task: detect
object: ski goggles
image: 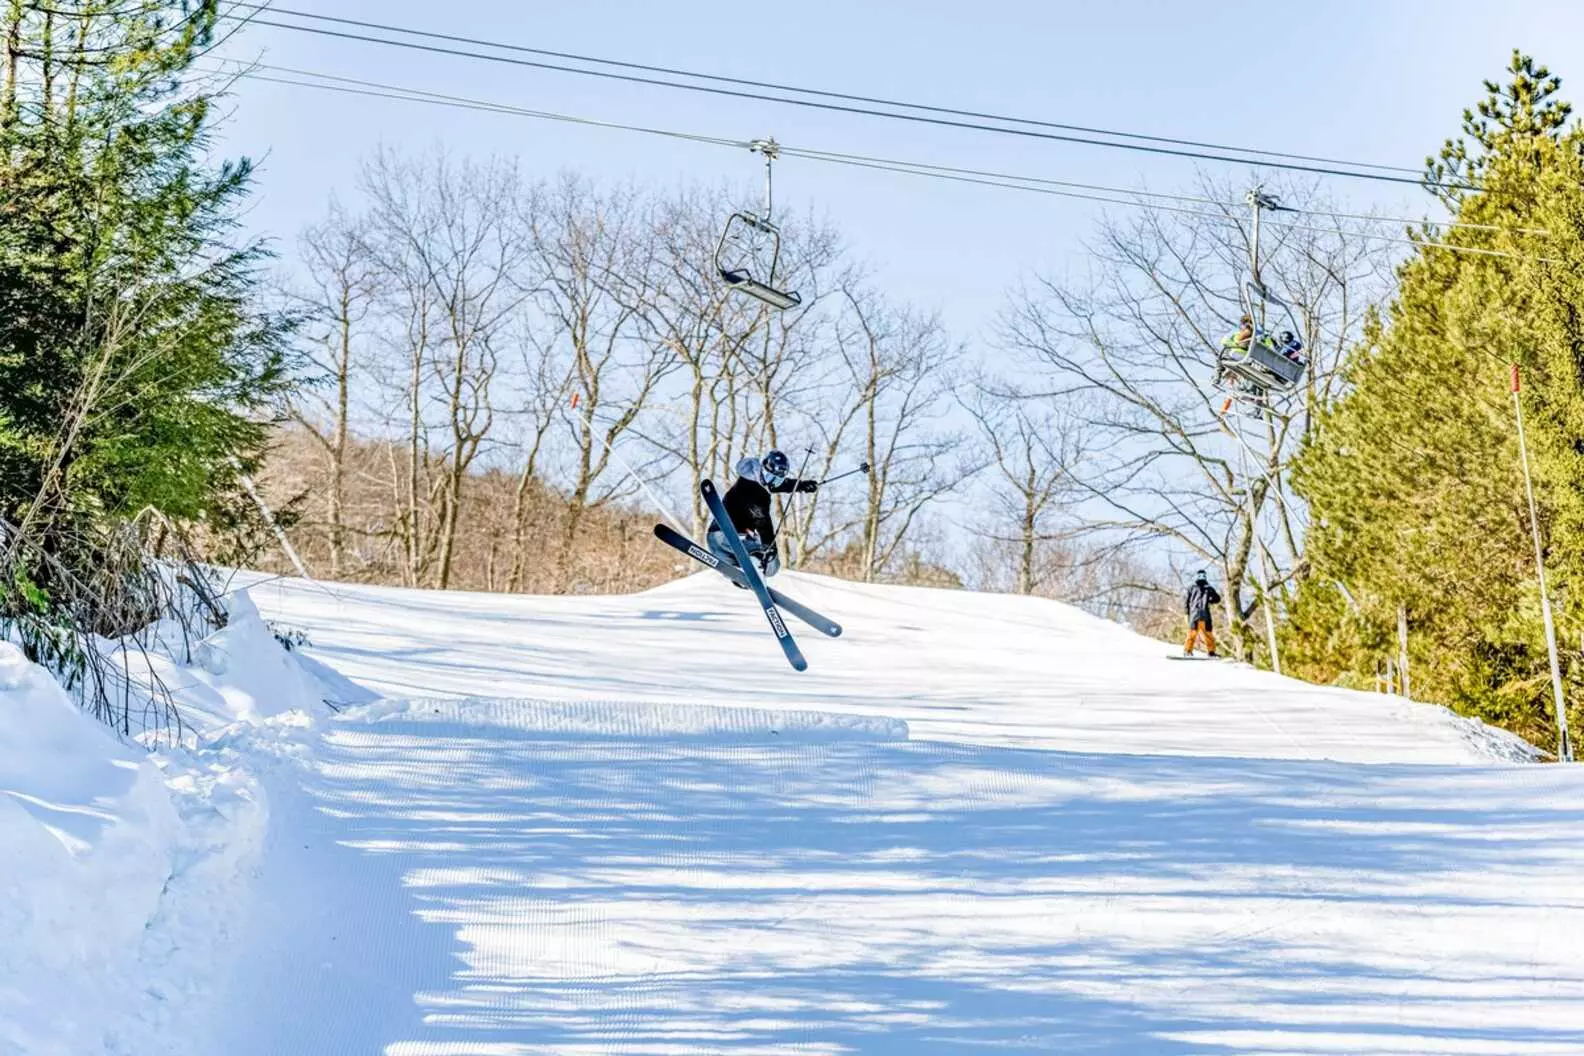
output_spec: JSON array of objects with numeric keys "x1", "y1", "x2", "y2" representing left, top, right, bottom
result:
[{"x1": 762, "y1": 468, "x2": 787, "y2": 487}]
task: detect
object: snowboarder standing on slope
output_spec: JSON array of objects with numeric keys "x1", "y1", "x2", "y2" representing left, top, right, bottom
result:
[
  {"x1": 1184, "y1": 569, "x2": 1222, "y2": 657},
  {"x1": 707, "y1": 450, "x2": 818, "y2": 579}
]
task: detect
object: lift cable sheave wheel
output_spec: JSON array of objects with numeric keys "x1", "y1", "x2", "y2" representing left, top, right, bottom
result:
[{"x1": 714, "y1": 138, "x2": 803, "y2": 311}]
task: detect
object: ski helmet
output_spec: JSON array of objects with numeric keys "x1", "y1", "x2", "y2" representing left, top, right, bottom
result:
[{"x1": 760, "y1": 449, "x2": 790, "y2": 486}]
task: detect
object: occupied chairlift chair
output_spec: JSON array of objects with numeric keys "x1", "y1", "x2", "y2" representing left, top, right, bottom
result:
[
  {"x1": 714, "y1": 138, "x2": 802, "y2": 311},
  {"x1": 1218, "y1": 189, "x2": 1308, "y2": 402}
]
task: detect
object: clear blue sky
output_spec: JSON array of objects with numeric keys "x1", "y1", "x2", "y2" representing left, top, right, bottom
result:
[{"x1": 210, "y1": 1, "x2": 1584, "y2": 340}]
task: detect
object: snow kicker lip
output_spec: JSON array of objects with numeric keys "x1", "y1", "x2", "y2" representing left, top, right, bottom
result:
[{"x1": 349, "y1": 697, "x2": 910, "y2": 743}]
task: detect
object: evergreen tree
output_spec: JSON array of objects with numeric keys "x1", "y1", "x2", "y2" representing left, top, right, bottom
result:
[
  {"x1": 1426, "y1": 50, "x2": 1571, "y2": 204},
  {"x1": 0, "y1": 3, "x2": 290, "y2": 657},
  {"x1": 1289, "y1": 52, "x2": 1584, "y2": 746}
]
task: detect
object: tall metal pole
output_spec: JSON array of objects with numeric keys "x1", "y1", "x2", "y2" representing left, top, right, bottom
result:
[
  {"x1": 1511, "y1": 365, "x2": 1573, "y2": 761},
  {"x1": 1247, "y1": 189, "x2": 1265, "y2": 331}
]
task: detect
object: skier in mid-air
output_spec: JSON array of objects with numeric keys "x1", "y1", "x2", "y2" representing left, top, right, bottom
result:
[
  {"x1": 1183, "y1": 569, "x2": 1222, "y2": 657},
  {"x1": 707, "y1": 449, "x2": 818, "y2": 579}
]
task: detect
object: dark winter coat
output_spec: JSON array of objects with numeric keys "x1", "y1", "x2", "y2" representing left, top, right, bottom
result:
[
  {"x1": 715, "y1": 458, "x2": 816, "y2": 550},
  {"x1": 1185, "y1": 581, "x2": 1221, "y2": 626}
]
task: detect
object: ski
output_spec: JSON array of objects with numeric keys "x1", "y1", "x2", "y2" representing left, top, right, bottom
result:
[
  {"x1": 653, "y1": 523, "x2": 842, "y2": 638},
  {"x1": 699, "y1": 479, "x2": 808, "y2": 672}
]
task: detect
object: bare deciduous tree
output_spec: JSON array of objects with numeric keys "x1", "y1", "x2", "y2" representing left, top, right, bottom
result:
[
  {"x1": 363, "y1": 148, "x2": 531, "y2": 588},
  {"x1": 801, "y1": 282, "x2": 968, "y2": 581},
  {"x1": 962, "y1": 384, "x2": 1089, "y2": 596},
  {"x1": 287, "y1": 200, "x2": 378, "y2": 578},
  {"x1": 999, "y1": 175, "x2": 1390, "y2": 655},
  {"x1": 525, "y1": 176, "x2": 677, "y2": 588}
]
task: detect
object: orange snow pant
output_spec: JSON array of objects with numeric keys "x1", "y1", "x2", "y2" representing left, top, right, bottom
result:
[{"x1": 1184, "y1": 621, "x2": 1216, "y2": 655}]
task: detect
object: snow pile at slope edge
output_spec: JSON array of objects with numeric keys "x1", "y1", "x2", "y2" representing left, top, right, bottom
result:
[
  {"x1": 0, "y1": 641, "x2": 182, "y2": 1055},
  {"x1": 0, "y1": 584, "x2": 348, "y2": 1056}
]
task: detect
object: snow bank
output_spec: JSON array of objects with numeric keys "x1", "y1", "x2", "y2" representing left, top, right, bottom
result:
[
  {"x1": 0, "y1": 641, "x2": 182, "y2": 1055},
  {"x1": 107, "y1": 590, "x2": 372, "y2": 731},
  {"x1": 0, "y1": 586, "x2": 340, "y2": 1056},
  {"x1": 358, "y1": 696, "x2": 911, "y2": 743}
]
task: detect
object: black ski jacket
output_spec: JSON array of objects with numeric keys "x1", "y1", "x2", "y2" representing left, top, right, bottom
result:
[
  {"x1": 715, "y1": 459, "x2": 816, "y2": 549},
  {"x1": 1185, "y1": 582, "x2": 1221, "y2": 625}
]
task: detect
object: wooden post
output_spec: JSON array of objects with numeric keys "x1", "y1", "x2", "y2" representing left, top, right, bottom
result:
[{"x1": 1397, "y1": 604, "x2": 1411, "y2": 701}]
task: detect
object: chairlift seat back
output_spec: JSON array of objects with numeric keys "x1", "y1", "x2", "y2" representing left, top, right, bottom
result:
[{"x1": 1246, "y1": 341, "x2": 1305, "y2": 388}]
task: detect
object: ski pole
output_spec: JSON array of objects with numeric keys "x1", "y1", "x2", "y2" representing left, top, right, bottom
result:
[{"x1": 818, "y1": 462, "x2": 871, "y2": 486}]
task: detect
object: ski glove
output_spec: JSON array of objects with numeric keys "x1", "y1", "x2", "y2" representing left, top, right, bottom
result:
[{"x1": 795, "y1": 480, "x2": 818, "y2": 493}]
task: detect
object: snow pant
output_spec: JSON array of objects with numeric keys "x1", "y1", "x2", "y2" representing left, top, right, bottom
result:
[
  {"x1": 1184, "y1": 620, "x2": 1216, "y2": 655},
  {"x1": 706, "y1": 528, "x2": 781, "y2": 578}
]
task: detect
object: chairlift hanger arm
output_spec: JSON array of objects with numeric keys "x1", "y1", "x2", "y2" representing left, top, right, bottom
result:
[{"x1": 751, "y1": 137, "x2": 780, "y2": 221}]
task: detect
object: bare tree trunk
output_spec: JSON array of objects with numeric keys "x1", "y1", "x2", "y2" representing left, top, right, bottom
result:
[
  {"x1": 405, "y1": 307, "x2": 425, "y2": 585},
  {"x1": 828, "y1": 282, "x2": 965, "y2": 583},
  {"x1": 3, "y1": 1, "x2": 23, "y2": 129},
  {"x1": 330, "y1": 300, "x2": 350, "y2": 575},
  {"x1": 1019, "y1": 473, "x2": 1037, "y2": 596},
  {"x1": 863, "y1": 376, "x2": 881, "y2": 581},
  {"x1": 287, "y1": 207, "x2": 377, "y2": 580}
]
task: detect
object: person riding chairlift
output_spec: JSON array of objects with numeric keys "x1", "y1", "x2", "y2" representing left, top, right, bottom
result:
[
  {"x1": 1275, "y1": 330, "x2": 1306, "y2": 365},
  {"x1": 1219, "y1": 315, "x2": 1261, "y2": 390},
  {"x1": 1223, "y1": 314, "x2": 1255, "y2": 353}
]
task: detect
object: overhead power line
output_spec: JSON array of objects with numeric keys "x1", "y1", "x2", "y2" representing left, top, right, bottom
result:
[
  {"x1": 222, "y1": 5, "x2": 1477, "y2": 193},
  {"x1": 210, "y1": 60, "x2": 1551, "y2": 264}
]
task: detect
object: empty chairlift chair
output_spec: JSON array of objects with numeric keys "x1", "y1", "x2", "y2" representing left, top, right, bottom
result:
[{"x1": 715, "y1": 138, "x2": 802, "y2": 311}]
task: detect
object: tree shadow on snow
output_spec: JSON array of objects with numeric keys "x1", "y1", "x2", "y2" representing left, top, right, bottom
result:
[{"x1": 280, "y1": 715, "x2": 1584, "y2": 1055}]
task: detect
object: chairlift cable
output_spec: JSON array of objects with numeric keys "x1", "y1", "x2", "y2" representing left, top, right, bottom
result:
[
  {"x1": 217, "y1": 63, "x2": 750, "y2": 150},
  {"x1": 208, "y1": 63, "x2": 1554, "y2": 265},
  {"x1": 223, "y1": 10, "x2": 1479, "y2": 193},
  {"x1": 793, "y1": 147, "x2": 1554, "y2": 262},
  {"x1": 224, "y1": 2, "x2": 1431, "y2": 179},
  {"x1": 780, "y1": 144, "x2": 1546, "y2": 235}
]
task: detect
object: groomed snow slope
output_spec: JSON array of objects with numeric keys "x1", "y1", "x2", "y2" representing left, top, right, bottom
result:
[
  {"x1": 241, "y1": 570, "x2": 1531, "y2": 764},
  {"x1": 201, "y1": 569, "x2": 1584, "y2": 1056}
]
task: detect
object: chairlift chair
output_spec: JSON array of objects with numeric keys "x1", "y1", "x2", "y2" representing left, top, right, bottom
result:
[
  {"x1": 714, "y1": 211, "x2": 802, "y2": 310},
  {"x1": 1217, "y1": 189, "x2": 1308, "y2": 405},
  {"x1": 715, "y1": 138, "x2": 802, "y2": 311}
]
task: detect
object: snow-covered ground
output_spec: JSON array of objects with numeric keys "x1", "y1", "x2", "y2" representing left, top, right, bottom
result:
[
  {"x1": 0, "y1": 595, "x2": 344, "y2": 1055},
  {"x1": 8, "y1": 568, "x2": 1584, "y2": 1055},
  {"x1": 241, "y1": 570, "x2": 1534, "y2": 764}
]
